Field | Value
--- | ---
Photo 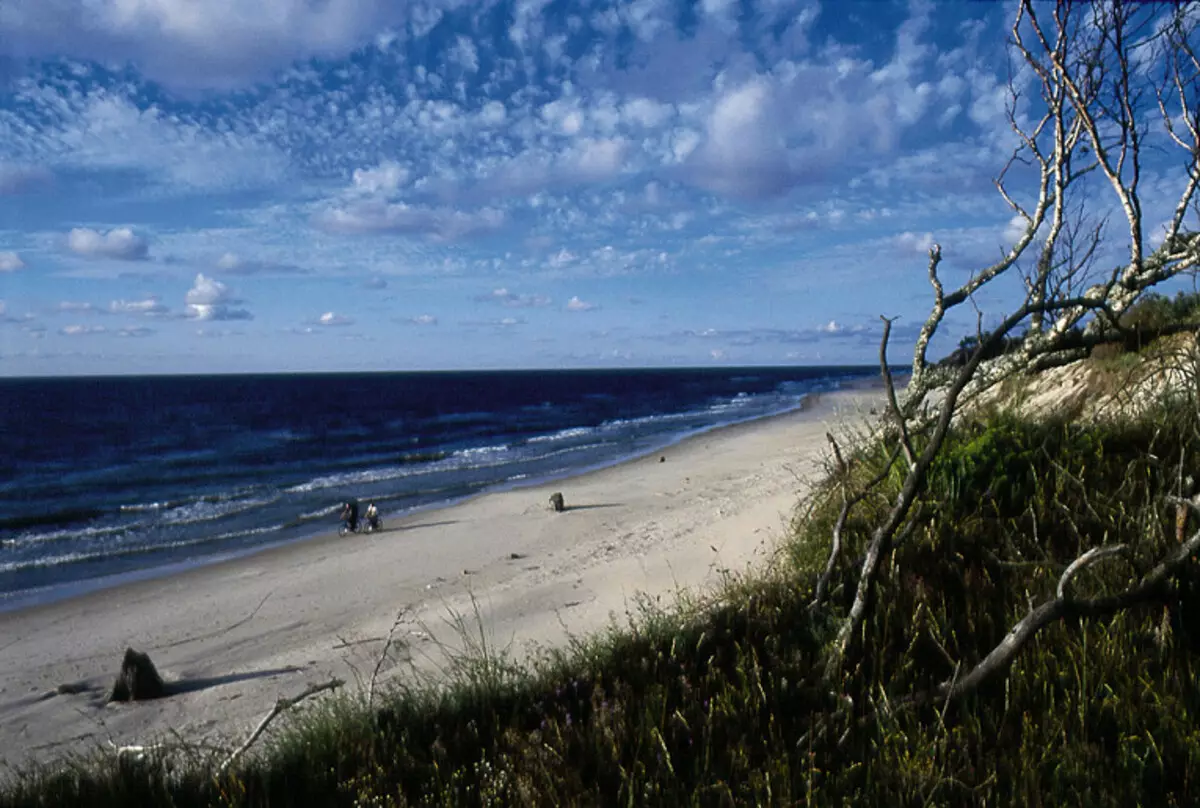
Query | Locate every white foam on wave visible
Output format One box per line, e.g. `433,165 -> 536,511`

158,496 -> 277,526
296,503 -> 344,522
454,443 -> 511,458
0,524 -> 284,574
120,500 -> 173,513
285,466 -> 421,494
4,522 -> 139,548
528,426 -> 593,444
285,442 -> 516,494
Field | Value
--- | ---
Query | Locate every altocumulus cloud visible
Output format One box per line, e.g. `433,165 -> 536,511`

67,228 -> 149,260
0,0 -> 407,91
185,274 -> 252,321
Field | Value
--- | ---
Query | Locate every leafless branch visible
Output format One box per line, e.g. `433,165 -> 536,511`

368,606 -> 412,709
810,441 -> 904,610
219,678 -> 343,774
928,520 -> 1200,705
880,317 -> 916,469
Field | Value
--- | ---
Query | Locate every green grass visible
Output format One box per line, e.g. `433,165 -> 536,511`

7,404 -> 1200,807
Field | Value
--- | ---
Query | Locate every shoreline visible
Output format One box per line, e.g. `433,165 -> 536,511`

0,376 -> 870,617
0,382 -> 886,769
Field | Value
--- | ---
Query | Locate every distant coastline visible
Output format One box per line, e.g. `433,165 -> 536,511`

0,366 -> 887,613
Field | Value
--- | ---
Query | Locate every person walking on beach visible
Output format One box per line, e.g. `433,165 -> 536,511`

365,502 -> 380,531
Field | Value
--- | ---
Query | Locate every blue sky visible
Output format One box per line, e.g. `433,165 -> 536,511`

0,0 -> 1194,375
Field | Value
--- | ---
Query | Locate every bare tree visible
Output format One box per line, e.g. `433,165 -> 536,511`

903,0 -> 1200,415
817,0 -> 1200,691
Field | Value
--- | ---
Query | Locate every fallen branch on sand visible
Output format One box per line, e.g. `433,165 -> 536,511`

219,678 -> 343,774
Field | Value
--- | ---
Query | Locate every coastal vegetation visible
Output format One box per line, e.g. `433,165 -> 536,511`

5,0 -> 1200,805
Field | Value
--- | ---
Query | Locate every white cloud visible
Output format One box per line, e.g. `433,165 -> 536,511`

478,288 -> 553,308
59,324 -> 107,336
895,231 -> 936,255
682,77 -> 795,198
111,297 -> 169,316
1,0 -> 408,90
186,274 -> 231,306
185,273 -> 252,321
316,202 -> 505,241
622,97 -> 673,129
26,93 -> 288,194
480,101 -> 507,126
57,301 -> 104,314
448,36 -> 479,72
566,295 -> 598,311
116,326 -> 155,337
510,0 -> 553,49
352,161 -> 410,195
409,314 -> 438,325
318,311 -> 354,326
213,251 -> 307,276
66,227 -> 149,260
0,252 -> 25,272
1002,215 -> 1031,246
573,138 -> 627,180
548,248 -> 578,267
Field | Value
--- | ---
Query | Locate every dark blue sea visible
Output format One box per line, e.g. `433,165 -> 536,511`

0,367 -> 875,611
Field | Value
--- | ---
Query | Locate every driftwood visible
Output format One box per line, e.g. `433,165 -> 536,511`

219,678 -> 343,773
108,648 -> 166,702
924,505 -> 1200,706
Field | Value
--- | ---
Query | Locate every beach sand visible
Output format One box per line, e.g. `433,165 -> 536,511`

0,385 -> 884,769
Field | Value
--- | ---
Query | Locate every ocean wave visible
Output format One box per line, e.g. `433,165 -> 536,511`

284,443 -> 515,494
528,426 -> 593,444
119,486 -> 266,515
2,522 -> 138,548
157,496 -> 278,526
119,500 -> 180,513
0,525 -> 284,575
284,466 -> 418,494
453,443 -> 511,459
293,503 -> 344,523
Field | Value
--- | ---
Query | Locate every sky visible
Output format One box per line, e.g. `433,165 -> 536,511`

0,0 -> 1196,375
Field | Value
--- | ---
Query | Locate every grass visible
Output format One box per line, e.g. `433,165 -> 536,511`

7,400 -> 1200,806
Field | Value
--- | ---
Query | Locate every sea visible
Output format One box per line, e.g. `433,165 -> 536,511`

0,367 -> 877,612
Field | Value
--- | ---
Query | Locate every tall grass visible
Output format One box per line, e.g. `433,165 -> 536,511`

7,403 -> 1200,806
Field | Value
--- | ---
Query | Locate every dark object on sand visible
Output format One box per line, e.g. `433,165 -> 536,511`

549,492 -> 565,512
660,456 -> 665,462
108,648 -> 166,702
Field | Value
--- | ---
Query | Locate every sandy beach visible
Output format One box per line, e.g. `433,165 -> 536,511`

0,385 -> 883,769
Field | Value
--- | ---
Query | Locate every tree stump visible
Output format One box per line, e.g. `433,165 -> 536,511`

108,648 -> 166,702
549,492 -> 565,512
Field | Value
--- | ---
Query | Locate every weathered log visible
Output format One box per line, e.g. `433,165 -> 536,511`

108,648 -> 166,702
